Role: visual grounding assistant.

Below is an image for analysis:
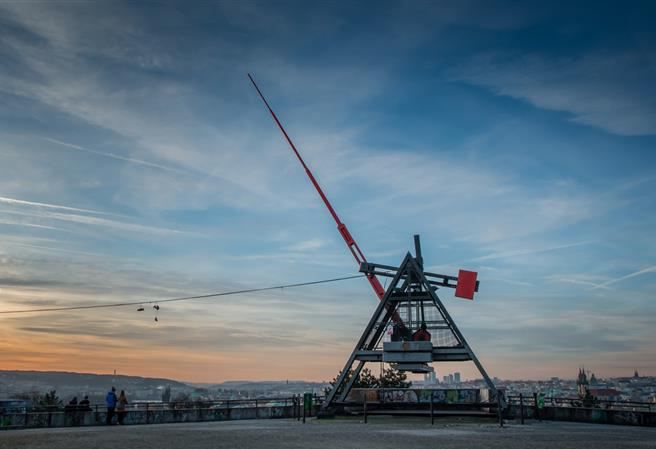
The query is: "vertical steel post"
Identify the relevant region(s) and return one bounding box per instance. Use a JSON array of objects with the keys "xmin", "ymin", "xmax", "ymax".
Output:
[
  {"xmin": 497, "ymin": 394, "xmax": 504, "ymax": 428},
  {"xmin": 533, "ymin": 393, "xmax": 540, "ymax": 421},
  {"xmin": 430, "ymin": 397, "xmax": 434, "ymax": 425},
  {"xmin": 414, "ymin": 234, "xmax": 423, "ymax": 269},
  {"xmin": 520, "ymin": 394, "xmax": 525, "ymax": 424},
  {"xmin": 302, "ymin": 400, "xmax": 306, "ymax": 424},
  {"xmin": 363, "ymin": 395, "xmax": 368, "ymax": 424},
  {"xmin": 255, "ymin": 399, "xmax": 259, "ymax": 419}
]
